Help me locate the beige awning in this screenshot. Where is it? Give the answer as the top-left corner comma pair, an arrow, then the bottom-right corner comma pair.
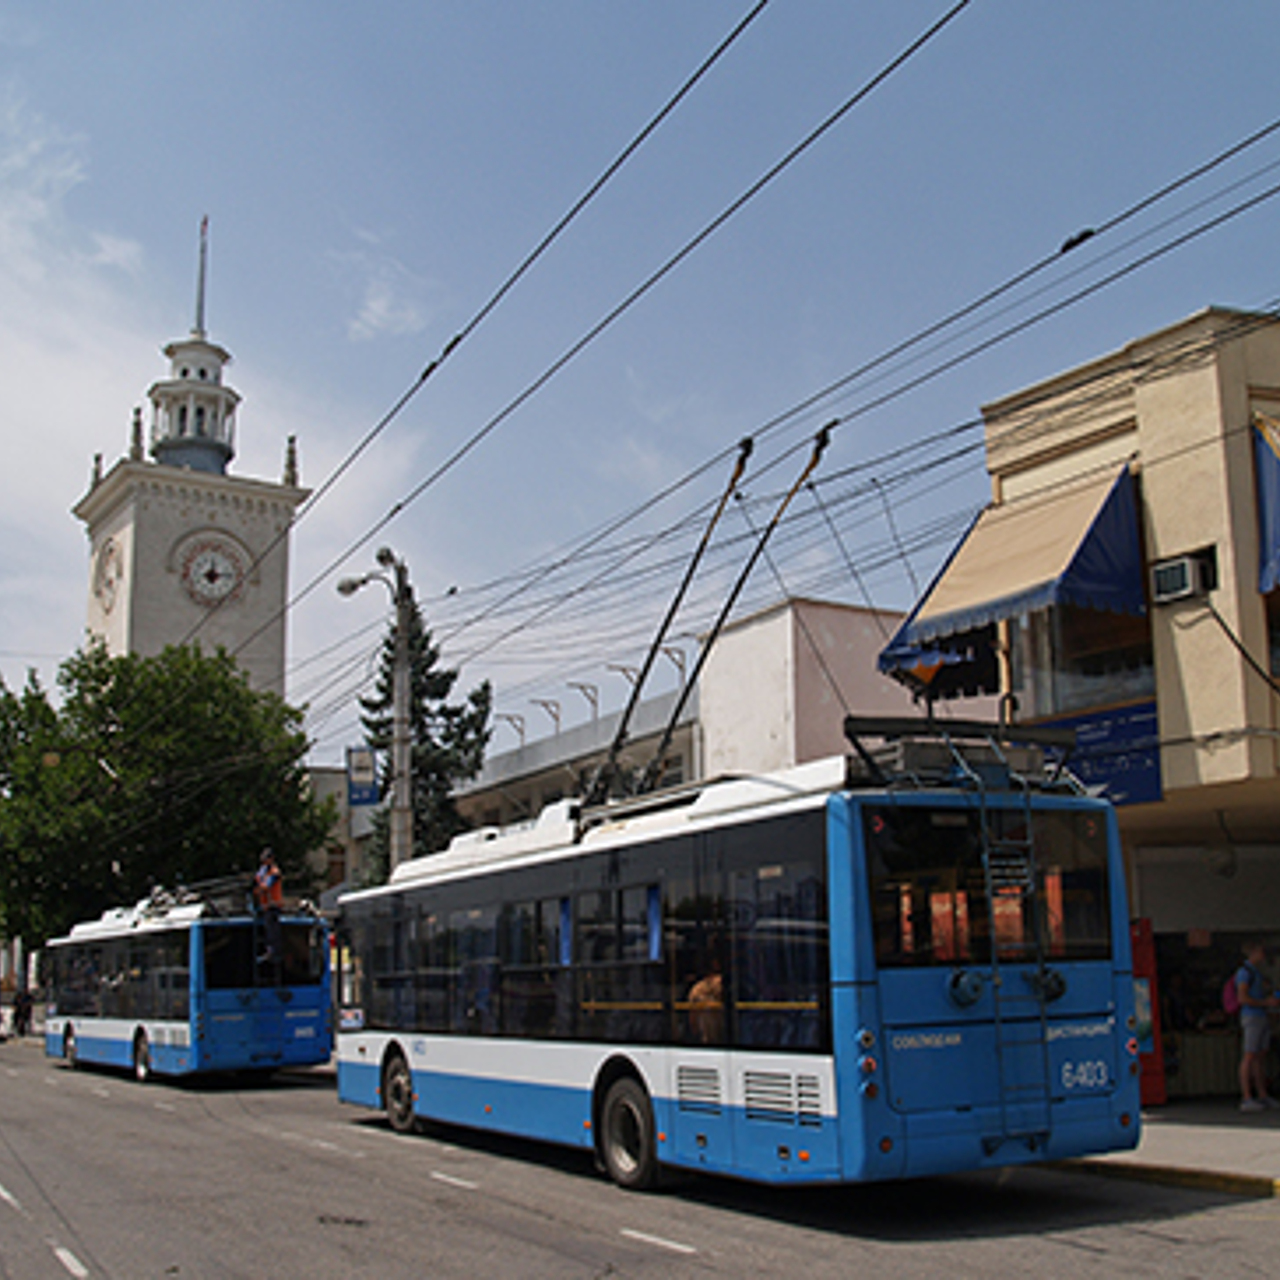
896,465 -> 1144,649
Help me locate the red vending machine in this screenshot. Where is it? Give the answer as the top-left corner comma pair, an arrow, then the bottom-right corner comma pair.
1130,917 -> 1166,1105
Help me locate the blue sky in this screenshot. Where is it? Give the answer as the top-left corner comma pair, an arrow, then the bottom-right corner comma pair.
2,1 -> 1278,765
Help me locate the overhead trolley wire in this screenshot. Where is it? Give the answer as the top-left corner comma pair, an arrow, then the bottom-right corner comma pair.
285,0 -> 976,631
425,293 -> 1280,714
407,110 -> 1280,663
167,0 -> 774,670
68,1 -> 775,809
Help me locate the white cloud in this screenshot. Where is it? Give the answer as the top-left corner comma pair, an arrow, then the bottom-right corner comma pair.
328,234 -> 435,342
83,231 -> 144,273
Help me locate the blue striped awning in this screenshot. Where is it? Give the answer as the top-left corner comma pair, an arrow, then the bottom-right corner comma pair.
880,467 -> 1144,689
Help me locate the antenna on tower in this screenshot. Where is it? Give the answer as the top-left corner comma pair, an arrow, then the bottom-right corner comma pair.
193,215 -> 209,338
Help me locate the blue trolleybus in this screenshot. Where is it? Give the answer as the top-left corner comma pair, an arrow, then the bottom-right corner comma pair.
335,719 -> 1141,1187
44,882 -> 333,1079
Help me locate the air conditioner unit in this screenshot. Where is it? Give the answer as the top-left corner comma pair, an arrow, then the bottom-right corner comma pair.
1151,555 -> 1206,604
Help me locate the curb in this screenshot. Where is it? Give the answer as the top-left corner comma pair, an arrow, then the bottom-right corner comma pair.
1055,1157 -> 1280,1199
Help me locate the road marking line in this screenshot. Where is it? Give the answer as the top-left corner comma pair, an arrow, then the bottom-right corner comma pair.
621,1228 -> 696,1255
311,1139 -> 340,1152
153,1102 -> 176,1112
92,1087 -> 110,1098
430,1171 -> 478,1190
0,1181 -> 22,1213
5,1068 -> 17,1077
52,1245 -> 89,1278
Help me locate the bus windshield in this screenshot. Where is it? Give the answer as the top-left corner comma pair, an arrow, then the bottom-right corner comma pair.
864,803 -> 1111,968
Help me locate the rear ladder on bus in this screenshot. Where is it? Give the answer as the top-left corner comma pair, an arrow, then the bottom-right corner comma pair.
949,732 -> 1053,1154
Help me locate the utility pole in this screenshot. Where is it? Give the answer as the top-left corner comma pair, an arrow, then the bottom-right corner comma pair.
338,546 -> 415,871
389,551 -> 413,871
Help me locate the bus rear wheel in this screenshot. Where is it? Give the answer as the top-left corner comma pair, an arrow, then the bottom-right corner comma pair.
383,1052 -> 417,1135
600,1077 -> 659,1190
133,1033 -> 151,1083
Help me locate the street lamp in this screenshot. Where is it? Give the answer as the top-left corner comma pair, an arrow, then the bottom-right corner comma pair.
338,546 -> 414,871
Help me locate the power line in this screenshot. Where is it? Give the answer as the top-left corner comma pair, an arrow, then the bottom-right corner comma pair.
285,1 -> 977,626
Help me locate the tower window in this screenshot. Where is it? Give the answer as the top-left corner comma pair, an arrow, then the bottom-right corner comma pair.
195,406 -> 206,436
198,367 -> 207,380
177,405 -> 188,435
181,367 -> 189,378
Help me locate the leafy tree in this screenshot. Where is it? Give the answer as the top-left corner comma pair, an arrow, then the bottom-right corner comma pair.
0,673 -> 66,944
359,599 -> 491,880
0,643 -> 336,945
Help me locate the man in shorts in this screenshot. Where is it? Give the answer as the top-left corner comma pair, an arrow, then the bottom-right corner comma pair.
1236,941 -> 1278,1112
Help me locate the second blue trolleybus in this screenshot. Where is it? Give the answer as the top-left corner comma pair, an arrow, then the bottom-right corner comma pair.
336,718 -> 1141,1187
44,881 -> 333,1079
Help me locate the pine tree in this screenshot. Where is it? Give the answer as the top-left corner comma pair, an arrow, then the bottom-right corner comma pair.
358,600 -> 491,881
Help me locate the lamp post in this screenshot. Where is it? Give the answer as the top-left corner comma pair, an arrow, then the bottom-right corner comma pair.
338,547 -> 414,871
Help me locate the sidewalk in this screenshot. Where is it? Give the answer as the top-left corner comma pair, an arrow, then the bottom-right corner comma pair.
1073,1098 -> 1280,1196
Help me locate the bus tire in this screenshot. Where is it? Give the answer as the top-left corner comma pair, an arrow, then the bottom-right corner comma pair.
133,1032 -> 151,1083
383,1051 -> 417,1135
63,1027 -> 77,1068
600,1076 -> 659,1190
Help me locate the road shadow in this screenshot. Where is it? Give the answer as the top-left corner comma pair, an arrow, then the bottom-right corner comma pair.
45,1054 -> 335,1093
346,1111 -> 1238,1242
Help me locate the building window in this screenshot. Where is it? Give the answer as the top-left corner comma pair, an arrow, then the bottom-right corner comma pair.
326,844 -> 346,888
1266,593 -> 1280,676
1011,604 -> 1154,719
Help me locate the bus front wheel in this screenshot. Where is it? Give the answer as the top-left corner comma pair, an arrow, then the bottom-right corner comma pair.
133,1032 -> 151,1083
600,1077 -> 659,1190
383,1052 -> 417,1135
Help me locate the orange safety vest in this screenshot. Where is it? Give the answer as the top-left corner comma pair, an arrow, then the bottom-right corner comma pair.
255,862 -> 283,909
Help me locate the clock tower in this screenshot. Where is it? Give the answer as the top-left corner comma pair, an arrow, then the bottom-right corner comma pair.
73,223 -> 309,697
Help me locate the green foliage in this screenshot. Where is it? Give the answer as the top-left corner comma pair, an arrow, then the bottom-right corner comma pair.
359,600 -> 491,882
0,643 -> 336,945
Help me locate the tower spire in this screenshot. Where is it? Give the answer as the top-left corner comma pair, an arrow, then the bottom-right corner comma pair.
193,215 -> 209,338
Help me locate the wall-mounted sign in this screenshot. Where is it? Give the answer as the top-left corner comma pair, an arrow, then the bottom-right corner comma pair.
347,746 -> 379,807
1043,700 -> 1161,807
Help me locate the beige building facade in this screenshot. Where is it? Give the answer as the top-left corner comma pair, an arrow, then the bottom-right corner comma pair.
884,307 -> 1280,1094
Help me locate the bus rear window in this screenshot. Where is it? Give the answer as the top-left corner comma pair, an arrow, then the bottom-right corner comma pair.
864,804 -> 1111,967
203,924 -> 324,988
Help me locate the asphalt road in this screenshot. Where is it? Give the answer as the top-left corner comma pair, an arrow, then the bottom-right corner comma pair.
2,1037 -> 1279,1279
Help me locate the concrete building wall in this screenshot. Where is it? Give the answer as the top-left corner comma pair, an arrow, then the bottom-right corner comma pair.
700,606 -> 795,775
791,599 -> 919,764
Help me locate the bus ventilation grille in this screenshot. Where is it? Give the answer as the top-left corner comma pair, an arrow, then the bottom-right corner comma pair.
744,1071 -> 823,1126
677,1065 -> 722,1113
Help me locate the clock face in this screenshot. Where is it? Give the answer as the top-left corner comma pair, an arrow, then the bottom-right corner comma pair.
180,538 -> 245,606
94,538 -> 122,613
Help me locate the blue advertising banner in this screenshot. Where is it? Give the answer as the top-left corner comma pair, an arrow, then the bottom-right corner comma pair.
1041,700 -> 1161,807
1254,413 -> 1280,593
346,746 -> 379,807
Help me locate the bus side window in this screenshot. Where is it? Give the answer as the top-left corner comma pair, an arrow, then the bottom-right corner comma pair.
667,873 -> 727,1047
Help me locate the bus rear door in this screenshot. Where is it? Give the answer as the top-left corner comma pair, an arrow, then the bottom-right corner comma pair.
855,796 -> 1122,1176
